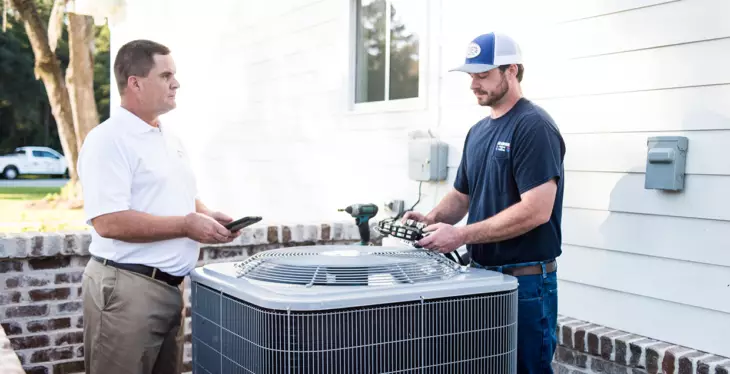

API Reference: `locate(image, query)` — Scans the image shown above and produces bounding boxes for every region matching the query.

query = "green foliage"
[0,186,62,200]
[94,22,111,123]
[0,185,87,233]
[0,0,110,155]
[0,2,56,154]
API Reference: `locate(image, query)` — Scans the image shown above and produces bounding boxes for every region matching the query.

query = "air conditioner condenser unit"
[190,246,518,374]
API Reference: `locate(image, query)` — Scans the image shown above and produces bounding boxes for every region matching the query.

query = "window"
[354,0,424,106]
[32,150,59,159]
[42,151,60,159]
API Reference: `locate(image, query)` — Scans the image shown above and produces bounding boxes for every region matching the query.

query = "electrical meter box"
[645,136,688,191]
[408,137,448,181]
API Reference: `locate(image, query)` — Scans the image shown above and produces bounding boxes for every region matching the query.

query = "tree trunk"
[47,0,64,52]
[9,0,78,182]
[66,13,99,147]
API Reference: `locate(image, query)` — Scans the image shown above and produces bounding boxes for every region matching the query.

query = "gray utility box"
[408,137,448,181]
[645,136,688,191]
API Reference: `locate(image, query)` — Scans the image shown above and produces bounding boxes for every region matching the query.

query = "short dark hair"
[499,64,524,82]
[113,39,171,94]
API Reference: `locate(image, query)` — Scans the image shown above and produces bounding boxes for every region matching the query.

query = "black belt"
[92,256,184,287]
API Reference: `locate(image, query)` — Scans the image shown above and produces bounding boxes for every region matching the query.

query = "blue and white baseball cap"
[450,32,523,74]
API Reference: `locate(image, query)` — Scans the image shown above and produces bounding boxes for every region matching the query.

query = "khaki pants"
[0,324,25,374]
[82,258,185,374]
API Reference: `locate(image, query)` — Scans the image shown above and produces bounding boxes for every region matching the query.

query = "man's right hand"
[184,213,235,244]
[401,211,434,226]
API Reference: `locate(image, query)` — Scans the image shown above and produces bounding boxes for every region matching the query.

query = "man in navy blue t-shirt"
[404,32,566,374]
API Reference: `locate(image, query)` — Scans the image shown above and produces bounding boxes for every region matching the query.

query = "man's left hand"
[417,223,465,254]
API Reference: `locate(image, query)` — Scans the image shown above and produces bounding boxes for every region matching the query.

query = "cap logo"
[466,42,481,59]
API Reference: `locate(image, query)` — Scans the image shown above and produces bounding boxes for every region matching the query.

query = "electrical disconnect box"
[644,136,688,191]
[408,132,448,182]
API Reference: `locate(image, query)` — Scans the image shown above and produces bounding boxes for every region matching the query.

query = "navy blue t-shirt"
[454,98,566,266]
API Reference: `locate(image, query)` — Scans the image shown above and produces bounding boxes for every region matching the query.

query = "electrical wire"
[394,181,422,220]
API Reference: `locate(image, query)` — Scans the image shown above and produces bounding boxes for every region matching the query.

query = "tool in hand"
[377,218,428,247]
[338,203,379,245]
[376,217,466,266]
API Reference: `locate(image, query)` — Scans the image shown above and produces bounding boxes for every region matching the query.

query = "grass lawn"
[0,187,88,233]
[0,186,62,200]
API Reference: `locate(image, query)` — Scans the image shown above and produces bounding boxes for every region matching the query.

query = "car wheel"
[3,166,19,180]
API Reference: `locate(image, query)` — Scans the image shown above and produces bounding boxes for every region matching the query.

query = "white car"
[0,146,69,180]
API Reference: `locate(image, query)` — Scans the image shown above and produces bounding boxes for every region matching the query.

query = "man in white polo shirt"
[78,39,239,374]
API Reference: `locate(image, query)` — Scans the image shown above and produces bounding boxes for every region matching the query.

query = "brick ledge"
[557,315,730,374]
[0,221,380,259]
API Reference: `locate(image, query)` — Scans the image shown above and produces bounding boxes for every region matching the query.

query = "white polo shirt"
[78,107,200,276]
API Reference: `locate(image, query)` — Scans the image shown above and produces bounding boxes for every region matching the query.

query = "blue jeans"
[473,260,559,374]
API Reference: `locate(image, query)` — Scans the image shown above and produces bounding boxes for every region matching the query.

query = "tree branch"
[48,0,65,52]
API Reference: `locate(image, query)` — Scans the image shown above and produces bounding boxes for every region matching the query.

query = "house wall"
[107,0,730,358]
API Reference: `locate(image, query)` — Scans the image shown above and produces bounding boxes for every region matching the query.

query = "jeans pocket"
[543,272,558,289]
[517,274,542,301]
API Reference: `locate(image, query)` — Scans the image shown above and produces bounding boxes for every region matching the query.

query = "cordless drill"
[338,203,379,245]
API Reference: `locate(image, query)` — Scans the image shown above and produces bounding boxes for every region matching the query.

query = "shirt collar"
[114,106,163,134]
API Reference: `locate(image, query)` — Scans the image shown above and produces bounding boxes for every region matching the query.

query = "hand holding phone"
[224,216,262,232]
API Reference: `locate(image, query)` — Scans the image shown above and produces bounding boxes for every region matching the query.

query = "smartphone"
[224,216,262,232]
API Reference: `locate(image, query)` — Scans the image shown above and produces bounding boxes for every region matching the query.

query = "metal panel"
[192,282,517,373]
[191,246,518,372]
[190,246,518,311]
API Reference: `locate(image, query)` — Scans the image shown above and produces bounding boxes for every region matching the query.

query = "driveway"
[0,179,70,188]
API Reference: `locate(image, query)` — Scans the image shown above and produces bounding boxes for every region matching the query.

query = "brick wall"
[554,316,730,374]
[0,222,365,374]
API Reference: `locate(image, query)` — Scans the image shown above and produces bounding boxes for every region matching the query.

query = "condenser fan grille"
[234,248,462,286]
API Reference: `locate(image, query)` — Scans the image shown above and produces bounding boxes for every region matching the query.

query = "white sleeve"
[78,131,133,225]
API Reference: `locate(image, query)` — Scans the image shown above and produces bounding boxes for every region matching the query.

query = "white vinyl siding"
[112,0,730,357]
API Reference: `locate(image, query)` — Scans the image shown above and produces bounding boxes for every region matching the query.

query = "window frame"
[347,0,430,114]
